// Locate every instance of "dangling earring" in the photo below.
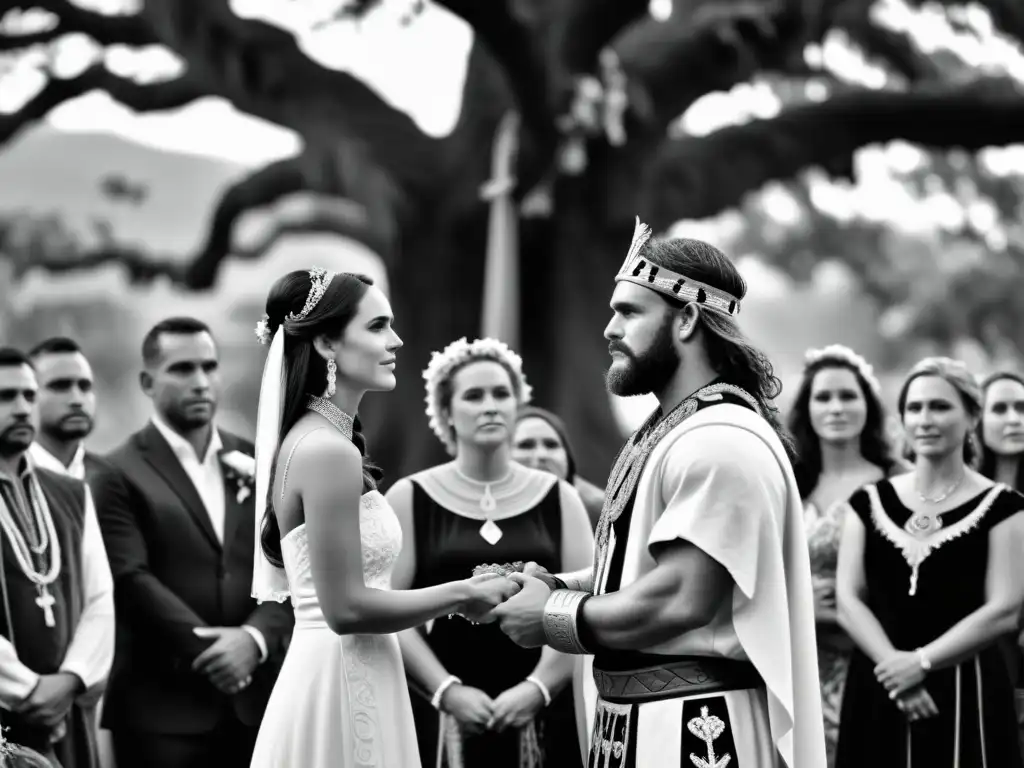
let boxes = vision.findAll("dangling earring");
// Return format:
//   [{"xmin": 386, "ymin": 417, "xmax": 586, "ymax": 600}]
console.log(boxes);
[
  {"xmin": 325, "ymin": 358, "xmax": 337, "ymax": 398},
  {"xmin": 965, "ymin": 430, "xmax": 980, "ymax": 468}
]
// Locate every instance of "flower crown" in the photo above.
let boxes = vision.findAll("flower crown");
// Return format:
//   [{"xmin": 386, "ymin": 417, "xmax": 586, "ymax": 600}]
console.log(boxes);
[
  {"xmin": 423, "ymin": 337, "xmax": 533, "ymax": 454},
  {"xmin": 803, "ymin": 344, "xmax": 882, "ymax": 398}
]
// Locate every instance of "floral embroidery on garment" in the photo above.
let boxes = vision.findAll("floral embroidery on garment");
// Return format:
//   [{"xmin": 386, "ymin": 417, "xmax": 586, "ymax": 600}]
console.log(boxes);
[
  {"xmin": 868, "ymin": 484, "xmax": 1003, "ymax": 596},
  {"xmin": 688, "ymin": 706, "xmax": 732, "ymax": 768}
]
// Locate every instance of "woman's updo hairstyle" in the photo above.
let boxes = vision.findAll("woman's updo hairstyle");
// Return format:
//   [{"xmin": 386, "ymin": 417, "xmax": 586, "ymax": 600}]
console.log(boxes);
[{"xmin": 260, "ymin": 269, "xmax": 384, "ymax": 567}]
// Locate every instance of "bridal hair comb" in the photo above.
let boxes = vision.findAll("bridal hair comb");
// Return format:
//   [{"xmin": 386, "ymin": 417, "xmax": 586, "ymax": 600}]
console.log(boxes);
[{"xmin": 288, "ymin": 266, "xmax": 336, "ymax": 322}]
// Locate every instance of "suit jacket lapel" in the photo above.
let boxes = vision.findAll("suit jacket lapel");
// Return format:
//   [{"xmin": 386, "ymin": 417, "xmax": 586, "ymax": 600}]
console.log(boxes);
[
  {"xmin": 218, "ymin": 431, "xmax": 250, "ymax": 549},
  {"xmin": 138, "ymin": 424, "xmax": 221, "ymax": 551}
]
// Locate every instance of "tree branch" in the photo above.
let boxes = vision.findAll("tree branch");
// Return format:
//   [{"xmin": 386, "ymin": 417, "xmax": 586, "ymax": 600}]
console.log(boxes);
[
  {"xmin": 4, "ymin": 155, "xmax": 391, "ymax": 288},
  {"xmin": 551, "ymin": 0, "xmax": 650, "ymax": 76},
  {"xmin": 643, "ymin": 78, "xmax": 1024, "ymax": 228},
  {"xmin": 614, "ymin": 2, "xmax": 808, "ymax": 132},
  {"xmin": 0, "ymin": 29, "xmax": 62, "ymax": 51},
  {"xmin": 137, "ymin": 0, "xmax": 441, "ymax": 197},
  {"xmin": 0, "ymin": 65, "xmax": 209, "ymax": 148},
  {"xmin": 13, "ymin": 0, "xmax": 160, "ymax": 46},
  {"xmin": 832, "ymin": 2, "xmax": 941, "ymax": 82},
  {"xmin": 434, "ymin": 1, "xmax": 555, "ymax": 156}
]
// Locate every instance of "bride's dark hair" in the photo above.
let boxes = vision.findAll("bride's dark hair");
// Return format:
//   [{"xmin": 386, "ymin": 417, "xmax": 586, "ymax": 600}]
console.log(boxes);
[{"xmin": 260, "ymin": 270, "xmax": 385, "ymax": 567}]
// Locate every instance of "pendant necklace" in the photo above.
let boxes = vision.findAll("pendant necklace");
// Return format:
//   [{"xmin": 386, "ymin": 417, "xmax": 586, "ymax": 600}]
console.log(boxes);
[
  {"xmin": 0, "ymin": 473, "xmax": 62, "ymax": 628},
  {"xmin": 454, "ymin": 465, "xmax": 513, "ymax": 545},
  {"xmin": 907, "ymin": 471, "xmax": 966, "ymax": 535}
]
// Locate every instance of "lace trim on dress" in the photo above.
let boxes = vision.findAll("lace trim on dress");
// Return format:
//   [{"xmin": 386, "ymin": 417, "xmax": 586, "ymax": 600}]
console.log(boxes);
[{"xmin": 868, "ymin": 483, "xmax": 1004, "ymax": 596}]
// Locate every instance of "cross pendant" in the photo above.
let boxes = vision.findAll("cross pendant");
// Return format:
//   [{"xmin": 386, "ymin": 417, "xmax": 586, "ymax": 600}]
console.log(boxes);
[{"xmin": 35, "ymin": 585, "xmax": 56, "ymax": 628}]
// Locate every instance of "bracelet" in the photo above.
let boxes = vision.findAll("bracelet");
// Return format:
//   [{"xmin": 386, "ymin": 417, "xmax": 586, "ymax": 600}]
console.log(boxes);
[
  {"xmin": 551, "ymin": 576, "xmax": 568, "ymax": 591},
  {"xmin": 431, "ymin": 675, "xmax": 462, "ymax": 710},
  {"xmin": 525, "ymin": 675, "xmax": 552, "ymax": 707},
  {"xmin": 915, "ymin": 648, "xmax": 932, "ymax": 672},
  {"xmin": 542, "ymin": 589, "xmax": 592, "ymax": 655}
]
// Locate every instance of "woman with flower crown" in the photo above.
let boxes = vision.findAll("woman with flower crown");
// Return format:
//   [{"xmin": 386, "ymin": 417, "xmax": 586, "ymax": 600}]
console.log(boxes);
[
  {"xmin": 834, "ymin": 357, "xmax": 1024, "ymax": 767},
  {"xmin": 385, "ymin": 338, "xmax": 594, "ymax": 768},
  {"xmin": 248, "ymin": 271, "xmax": 519, "ymax": 768},
  {"xmin": 786, "ymin": 344, "xmax": 903, "ymax": 766}
]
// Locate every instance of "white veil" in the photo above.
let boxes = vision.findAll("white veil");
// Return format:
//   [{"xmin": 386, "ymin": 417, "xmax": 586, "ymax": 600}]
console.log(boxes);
[{"xmin": 251, "ymin": 326, "xmax": 291, "ymax": 603}]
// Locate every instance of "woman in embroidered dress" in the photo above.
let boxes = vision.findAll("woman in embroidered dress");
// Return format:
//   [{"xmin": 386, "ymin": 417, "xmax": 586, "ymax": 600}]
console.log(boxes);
[
  {"xmin": 386, "ymin": 338, "xmax": 593, "ymax": 768},
  {"xmin": 977, "ymin": 371, "xmax": 1024, "ymax": 757},
  {"xmin": 248, "ymin": 272, "xmax": 518, "ymax": 768},
  {"xmin": 834, "ymin": 357, "xmax": 1024, "ymax": 768},
  {"xmin": 787, "ymin": 344, "xmax": 902, "ymax": 766}
]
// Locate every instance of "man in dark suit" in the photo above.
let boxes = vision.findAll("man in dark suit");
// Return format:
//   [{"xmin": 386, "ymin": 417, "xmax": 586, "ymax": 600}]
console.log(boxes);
[{"xmin": 91, "ymin": 318, "xmax": 292, "ymax": 768}]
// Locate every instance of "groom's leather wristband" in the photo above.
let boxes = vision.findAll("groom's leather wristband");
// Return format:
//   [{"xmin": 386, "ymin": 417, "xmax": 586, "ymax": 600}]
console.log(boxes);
[{"xmin": 542, "ymin": 589, "xmax": 592, "ymax": 655}]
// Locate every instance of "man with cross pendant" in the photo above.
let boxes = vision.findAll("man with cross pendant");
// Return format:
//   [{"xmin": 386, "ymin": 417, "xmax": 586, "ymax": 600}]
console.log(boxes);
[{"xmin": 0, "ymin": 347, "xmax": 115, "ymax": 768}]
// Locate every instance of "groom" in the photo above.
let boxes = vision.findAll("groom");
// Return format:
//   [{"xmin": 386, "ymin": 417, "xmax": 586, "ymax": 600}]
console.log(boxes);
[
  {"xmin": 491, "ymin": 225, "xmax": 825, "ymax": 767},
  {"xmin": 91, "ymin": 318, "xmax": 293, "ymax": 768}
]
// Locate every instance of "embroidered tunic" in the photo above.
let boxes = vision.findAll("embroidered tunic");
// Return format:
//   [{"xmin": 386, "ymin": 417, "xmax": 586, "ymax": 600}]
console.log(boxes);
[
  {"xmin": 836, "ymin": 481, "xmax": 1024, "ymax": 768},
  {"xmin": 589, "ymin": 388, "xmax": 825, "ymax": 768},
  {"xmin": 0, "ymin": 460, "xmax": 114, "ymax": 768}
]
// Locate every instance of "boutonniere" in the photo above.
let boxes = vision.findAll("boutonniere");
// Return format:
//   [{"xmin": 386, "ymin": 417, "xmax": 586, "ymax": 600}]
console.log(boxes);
[{"xmin": 220, "ymin": 450, "xmax": 256, "ymax": 504}]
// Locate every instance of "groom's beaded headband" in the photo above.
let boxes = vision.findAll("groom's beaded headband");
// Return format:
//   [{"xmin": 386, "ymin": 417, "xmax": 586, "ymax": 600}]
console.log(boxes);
[
  {"xmin": 615, "ymin": 216, "xmax": 741, "ymax": 317},
  {"xmin": 254, "ymin": 266, "xmax": 336, "ymax": 345}
]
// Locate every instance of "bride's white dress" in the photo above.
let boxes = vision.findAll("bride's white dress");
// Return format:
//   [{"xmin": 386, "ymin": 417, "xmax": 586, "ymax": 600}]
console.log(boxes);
[{"xmin": 250, "ymin": 491, "xmax": 422, "ymax": 767}]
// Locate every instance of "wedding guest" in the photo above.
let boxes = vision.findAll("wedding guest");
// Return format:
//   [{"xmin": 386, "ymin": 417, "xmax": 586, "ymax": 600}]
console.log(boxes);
[
  {"xmin": 27, "ymin": 338, "xmax": 107, "ymax": 484},
  {"xmin": 835, "ymin": 357, "xmax": 1024, "ymax": 767},
  {"xmin": 787, "ymin": 344, "xmax": 902, "ymax": 766},
  {"xmin": 90, "ymin": 318, "xmax": 293, "ymax": 768},
  {"xmin": 512, "ymin": 406, "xmax": 605, "ymax": 529},
  {"xmin": 27, "ymin": 337, "xmax": 117, "ymax": 768},
  {"xmin": 0, "ymin": 347, "xmax": 114, "ymax": 768},
  {"xmin": 387, "ymin": 338, "xmax": 593, "ymax": 768},
  {"xmin": 977, "ymin": 370, "xmax": 1024, "ymax": 757}
]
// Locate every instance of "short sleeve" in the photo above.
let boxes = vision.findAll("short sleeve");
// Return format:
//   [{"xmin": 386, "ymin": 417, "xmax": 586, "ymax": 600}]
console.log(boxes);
[
  {"xmin": 986, "ymin": 487, "xmax": 1024, "ymax": 530},
  {"xmin": 846, "ymin": 487, "xmax": 872, "ymax": 526},
  {"xmin": 647, "ymin": 424, "xmax": 786, "ymax": 600}
]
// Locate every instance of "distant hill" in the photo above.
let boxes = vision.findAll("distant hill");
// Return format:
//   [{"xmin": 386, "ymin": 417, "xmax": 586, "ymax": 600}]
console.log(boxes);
[{"xmin": 0, "ymin": 124, "xmax": 247, "ymax": 253}]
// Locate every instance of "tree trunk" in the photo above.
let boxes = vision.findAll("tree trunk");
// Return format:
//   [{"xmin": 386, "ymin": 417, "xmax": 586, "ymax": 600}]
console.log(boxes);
[{"xmin": 361, "ymin": 210, "xmax": 490, "ymax": 485}]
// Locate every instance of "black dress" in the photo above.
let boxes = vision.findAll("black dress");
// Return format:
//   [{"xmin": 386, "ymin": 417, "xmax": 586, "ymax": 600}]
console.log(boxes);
[
  {"xmin": 836, "ymin": 480, "xmax": 1024, "ymax": 768},
  {"xmin": 408, "ymin": 480, "xmax": 583, "ymax": 768}
]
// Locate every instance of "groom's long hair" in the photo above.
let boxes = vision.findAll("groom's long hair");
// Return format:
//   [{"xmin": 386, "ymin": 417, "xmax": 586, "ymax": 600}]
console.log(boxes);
[
  {"xmin": 641, "ymin": 237, "xmax": 797, "ymax": 461},
  {"xmin": 260, "ymin": 270, "xmax": 384, "ymax": 568}
]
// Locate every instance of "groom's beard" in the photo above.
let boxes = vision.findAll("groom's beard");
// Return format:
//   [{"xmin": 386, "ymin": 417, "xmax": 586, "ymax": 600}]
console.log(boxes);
[{"xmin": 605, "ymin": 318, "xmax": 680, "ymax": 397}]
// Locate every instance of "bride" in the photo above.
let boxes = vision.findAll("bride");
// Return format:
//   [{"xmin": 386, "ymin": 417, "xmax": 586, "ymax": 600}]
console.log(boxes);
[{"xmin": 249, "ymin": 268, "xmax": 518, "ymax": 767}]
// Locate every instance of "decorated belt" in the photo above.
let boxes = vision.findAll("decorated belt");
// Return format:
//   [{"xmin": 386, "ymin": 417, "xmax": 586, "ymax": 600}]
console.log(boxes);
[{"xmin": 593, "ymin": 654, "xmax": 763, "ymax": 704}]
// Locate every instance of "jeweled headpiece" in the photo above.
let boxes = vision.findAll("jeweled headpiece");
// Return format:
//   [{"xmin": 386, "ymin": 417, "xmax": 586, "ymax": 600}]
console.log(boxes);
[
  {"xmin": 615, "ymin": 216, "xmax": 741, "ymax": 317},
  {"xmin": 423, "ymin": 337, "xmax": 533, "ymax": 455},
  {"xmin": 803, "ymin": 344, "xmax": 882, "ymax": 398},
  {"xmin": 288, "ymin": 266, "xmax": 335, "ymax": 321}
]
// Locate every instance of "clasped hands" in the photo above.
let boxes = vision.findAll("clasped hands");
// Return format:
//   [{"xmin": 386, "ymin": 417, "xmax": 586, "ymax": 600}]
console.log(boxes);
[
  {"xmin": 192, "ymin": 626, "xmax": 260, "ymax": 695},
  {"xmin": 458, "ymin": 562, "xmax": 558, "ymax": 648},
  {"xmin": 440, "ymin": 679, "xmax": 547, "ymax": 735},
  {"xmin": 874, "ymin": 650, "xmax": 938, "ymax": 722}
]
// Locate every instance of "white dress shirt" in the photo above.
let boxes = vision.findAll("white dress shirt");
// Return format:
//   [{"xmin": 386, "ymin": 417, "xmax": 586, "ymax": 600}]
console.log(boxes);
[
  {"xmin": 29, "ymin": 441, "xmax": 86, "ymax": 481},
  {"xmin": 149, "ymin": 417, "xmax": 267, "ymax": 662},
  {"xmin": 0, "ymin": 459, "xmax": 115, "ymax": 708}
]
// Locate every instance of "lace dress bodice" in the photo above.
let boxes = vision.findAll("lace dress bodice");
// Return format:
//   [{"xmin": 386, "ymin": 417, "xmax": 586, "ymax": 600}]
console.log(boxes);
[{"xmin": 280, "ymin": 490, "xmax": 403, "ymax": 628}]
